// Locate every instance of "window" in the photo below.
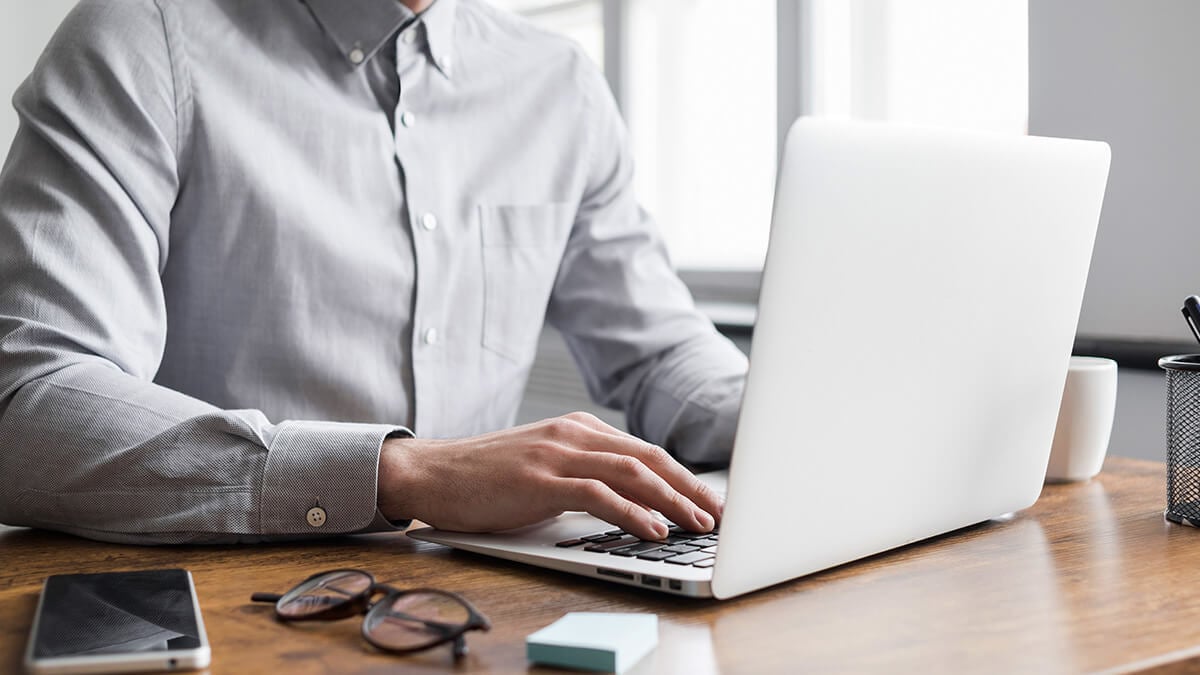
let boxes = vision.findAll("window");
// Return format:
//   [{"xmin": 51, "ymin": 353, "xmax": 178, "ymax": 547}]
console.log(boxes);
[
  {"xmin": 624, "ymin": 2, "xmax": 777, "ymax": 270},
  {"xmin": 491, "ymin": 0, "xmax": 1028, "ymax": 274},
  {"xmin": 801, "ymin": 0, "xmax": 1027, "ymax": 135}
]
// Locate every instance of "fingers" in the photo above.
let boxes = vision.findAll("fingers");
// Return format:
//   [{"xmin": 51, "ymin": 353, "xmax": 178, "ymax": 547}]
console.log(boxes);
[
  {"xmin": 629, "ymin": 443, "xmax": 725, "ymax": 526},
  {"xmin": 563, "ymin": 450, "xmax": 713, "ymax": 532},
  {"xmin": 551, "ymin": 413, "xmax": 724, "ymax": 529},
  {"xmin": 555, "ymin": 478, "xmax": 669, "ymax": 541}
]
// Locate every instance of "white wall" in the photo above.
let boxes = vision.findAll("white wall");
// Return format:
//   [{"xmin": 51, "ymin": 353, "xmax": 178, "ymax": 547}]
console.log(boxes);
[
  {"xmin": 1030, "ymin": 1, "xmax": 1200, "ymax": 344},
  {"xmin": 0, "ymin": 2, "xmax": 77, "ymax": 160}
]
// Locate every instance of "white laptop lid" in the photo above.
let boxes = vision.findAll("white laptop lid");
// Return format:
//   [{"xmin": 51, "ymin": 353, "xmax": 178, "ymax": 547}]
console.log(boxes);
[{"xmin": 711, "ymin": 119, "xmax": 1110, "ymax": 599}]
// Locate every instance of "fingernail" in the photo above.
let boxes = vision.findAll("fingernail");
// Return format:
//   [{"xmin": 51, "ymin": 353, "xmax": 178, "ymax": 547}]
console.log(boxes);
[
  {"xmin": 653, "ymin": 522, "xmax": 669, "ymax": 539},
  {"xmin": 695, "ymin": 509, "xmax": 715, "ymax": 530}
]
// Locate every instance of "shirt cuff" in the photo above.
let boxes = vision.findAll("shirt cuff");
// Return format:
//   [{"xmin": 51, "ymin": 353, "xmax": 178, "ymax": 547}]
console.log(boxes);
[
  {"xmin": 258, "ymin": 421, "xmax": 411, "ymax": 534},
  {"xmin": 359, "ymin": 508, "xmax": 413, "ymax": 533}
]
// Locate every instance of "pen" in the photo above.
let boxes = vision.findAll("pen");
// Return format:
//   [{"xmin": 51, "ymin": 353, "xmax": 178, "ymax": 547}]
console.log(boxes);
[{"xmin": 1181, "ymin": 295, "xmax": 1200, "ymax": 345}]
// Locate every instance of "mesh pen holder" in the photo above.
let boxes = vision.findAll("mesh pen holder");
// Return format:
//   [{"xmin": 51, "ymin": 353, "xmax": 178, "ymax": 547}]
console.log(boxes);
[{"xmin": 1161, "ymin": 355, "xmax": 1200, "ymax": 527}]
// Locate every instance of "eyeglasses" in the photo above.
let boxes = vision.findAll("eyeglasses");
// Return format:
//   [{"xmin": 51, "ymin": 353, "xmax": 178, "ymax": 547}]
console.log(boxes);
[{"xmin": 250, "ymin": 569, "xmax": 491, "ymax": 659}]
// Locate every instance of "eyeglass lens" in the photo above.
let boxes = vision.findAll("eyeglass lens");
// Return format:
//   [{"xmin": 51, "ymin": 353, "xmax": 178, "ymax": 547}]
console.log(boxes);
[
  {"xmin": 363, "ymin": 591, "xmax": 472, "ymax": 651},
  {"xmin": 278, "ymin": 570, "xmax": 374, "ymax": 618}
]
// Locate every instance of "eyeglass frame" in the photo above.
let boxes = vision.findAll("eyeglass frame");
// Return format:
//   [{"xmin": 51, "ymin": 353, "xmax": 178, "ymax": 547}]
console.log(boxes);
[{"xmin": 250, "ymin": 568, "xmax": 491, "ymax": 658}]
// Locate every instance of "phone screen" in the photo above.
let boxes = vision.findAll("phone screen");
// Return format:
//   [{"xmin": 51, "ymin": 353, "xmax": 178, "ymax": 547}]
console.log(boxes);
[{"xmin": 30, "ymin": 569, "xmax": 205, "ymax": 661}]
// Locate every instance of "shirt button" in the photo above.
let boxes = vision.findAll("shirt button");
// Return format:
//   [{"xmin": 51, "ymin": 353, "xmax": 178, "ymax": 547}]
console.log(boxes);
[
  {"xmin": 420, "ymin": 212, "xmax": 438, "ymax": 231},
  {"xmin": 400, "ymin": 111, "xmax": 416, "ymax": 128},
  {"xmin": 402, "ymin": 30, "xmax": 418, "ymax": 45},
  {"xmin": 348, "ymin": 48, "xmax": 365, "ymax": 65},
  {"xmin": 306, "ymin": 506, "xmax": 327, "ymax": 528},
  {"xmin": 423, "ymin": 328, "xmax": 440, "ymax": 345}
]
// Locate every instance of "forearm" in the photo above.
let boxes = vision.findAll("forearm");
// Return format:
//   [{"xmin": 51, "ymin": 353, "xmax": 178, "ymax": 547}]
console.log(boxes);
[
  {"xmin": 622, "ymin": 330, "xmax": 747, "ymax": 467},
  {"xmin": 0, "ymin": 359, "xmax": 402, "ymax": 544}
]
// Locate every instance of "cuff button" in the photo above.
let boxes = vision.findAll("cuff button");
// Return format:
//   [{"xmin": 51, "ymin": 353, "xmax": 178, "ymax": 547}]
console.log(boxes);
[{"xmin": 306, "ymin": 506, "xmax": 328, "ymax": 528}]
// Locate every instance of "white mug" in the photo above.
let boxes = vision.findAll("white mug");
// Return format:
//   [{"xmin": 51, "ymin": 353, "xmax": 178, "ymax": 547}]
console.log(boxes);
[{"xmin": 1045, "ymin": 356, "xmax": 1118, "ymax": 483}]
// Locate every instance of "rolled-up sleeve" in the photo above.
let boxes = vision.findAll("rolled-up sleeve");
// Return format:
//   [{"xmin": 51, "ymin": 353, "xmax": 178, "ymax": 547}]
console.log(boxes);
[
  {"xmin": 0, "ymin": 0, "xmax": 405, "ymax": 544},
  {"xmin": 546, "ymin": 64, "xmax": 748, "ymax": 467}
]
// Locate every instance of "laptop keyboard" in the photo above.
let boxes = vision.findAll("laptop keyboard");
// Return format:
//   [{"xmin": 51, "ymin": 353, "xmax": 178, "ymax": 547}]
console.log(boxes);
[{"xmin": 555, "ymin": 525, "xmax": 718, "ymax": 569}]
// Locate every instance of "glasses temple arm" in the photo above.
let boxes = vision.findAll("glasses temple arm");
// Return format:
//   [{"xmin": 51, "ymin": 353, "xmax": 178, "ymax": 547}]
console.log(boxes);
[
  {"xmin": 251, "ymin": 592, "xmax": 283, "ymax": 603},
  {"xmin": 379, "ymin": 612, "xmax": 494, "ymax": 637}
]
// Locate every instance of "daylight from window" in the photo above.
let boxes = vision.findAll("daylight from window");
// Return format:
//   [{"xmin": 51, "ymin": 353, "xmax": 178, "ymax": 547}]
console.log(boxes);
[{"xmin": 491, "ymin": 0, "xmax": 1028, "ymax": 271}]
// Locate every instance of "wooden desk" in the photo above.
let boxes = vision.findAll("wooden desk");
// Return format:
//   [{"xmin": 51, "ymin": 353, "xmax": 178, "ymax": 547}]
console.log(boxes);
[{"xmin": 2, "ymin": 457, "xmax": 1200, "ymax": 674}]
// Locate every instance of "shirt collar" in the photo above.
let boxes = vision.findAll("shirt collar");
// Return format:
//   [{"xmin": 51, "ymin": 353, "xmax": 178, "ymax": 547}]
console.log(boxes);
[
  {"xmin": 419, "ymin": 0, "xmax": 458, "ymax": 77},
  {"xmin": 304, "ymin": 0, "xmax": 458, "ymax": 77}
]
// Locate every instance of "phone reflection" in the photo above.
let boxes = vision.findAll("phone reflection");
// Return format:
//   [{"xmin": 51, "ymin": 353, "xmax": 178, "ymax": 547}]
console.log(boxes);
[{"xmin": 35, "ymin": 569, "xmax": 200, "ymax": 658}]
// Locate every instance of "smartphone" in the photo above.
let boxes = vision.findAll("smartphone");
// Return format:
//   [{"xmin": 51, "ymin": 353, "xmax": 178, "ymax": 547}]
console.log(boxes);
[{"xmin": 24, "ymin": 569, "xmax": 211, "ymax": 674}]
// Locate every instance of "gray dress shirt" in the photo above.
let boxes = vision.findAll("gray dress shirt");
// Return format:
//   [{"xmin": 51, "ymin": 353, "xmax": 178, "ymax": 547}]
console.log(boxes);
[{"xmin": 0, "ymin": 0, "xmax": 748, "ymax": 544}]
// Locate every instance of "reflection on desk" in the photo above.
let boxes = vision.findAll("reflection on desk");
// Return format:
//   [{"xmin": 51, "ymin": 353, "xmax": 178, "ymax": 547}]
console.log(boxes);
[{"xmin": 0, "ymin": 458, "xmax": 1193, "ymax": 674}]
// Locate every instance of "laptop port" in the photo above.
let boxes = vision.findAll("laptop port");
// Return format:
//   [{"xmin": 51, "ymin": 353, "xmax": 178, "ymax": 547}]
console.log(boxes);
[
  {"xmin": 668, "ymin": 579, "xmax": 683, "ymax": 591},
  {"xmin": 641, "ymin": 575, "xmax": 662, "ymax": 588},
  {"xmin": 596, "ymin": 568, "xmax": 635, "ymax": 580}
]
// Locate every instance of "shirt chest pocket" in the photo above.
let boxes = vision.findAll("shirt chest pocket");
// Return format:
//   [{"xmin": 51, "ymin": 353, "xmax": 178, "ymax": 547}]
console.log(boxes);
[{"xmin": 480, "ymin": 203, "xmax": 575, "ymax": 364}]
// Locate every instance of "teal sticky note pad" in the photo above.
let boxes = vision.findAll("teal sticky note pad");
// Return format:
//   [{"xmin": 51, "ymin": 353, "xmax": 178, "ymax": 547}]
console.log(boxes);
[{"xmin": 526, "ymin": 612, "xmax": 658, "ymax": 673}]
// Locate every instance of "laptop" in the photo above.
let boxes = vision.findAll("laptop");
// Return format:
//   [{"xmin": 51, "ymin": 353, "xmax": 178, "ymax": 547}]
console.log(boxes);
[{"xmin": 408, "ymin": 118, "xmax": 1112, "ymax": 599}]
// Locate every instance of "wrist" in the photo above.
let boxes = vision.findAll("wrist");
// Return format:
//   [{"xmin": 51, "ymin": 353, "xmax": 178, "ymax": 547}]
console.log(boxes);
[{"xmin": 378, "ymin": 436, "xmax": 424, "ymax": 522}]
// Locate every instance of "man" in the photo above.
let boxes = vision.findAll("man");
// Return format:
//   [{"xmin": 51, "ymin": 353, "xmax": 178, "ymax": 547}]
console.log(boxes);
[{"xmin": 0, "ymin": 0, "xmax": 747, "ymax": 544}]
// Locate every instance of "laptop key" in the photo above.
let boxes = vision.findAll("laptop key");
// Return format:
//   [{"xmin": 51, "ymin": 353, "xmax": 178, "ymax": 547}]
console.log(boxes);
[
  {"xmin": 693, "ymin": 558, "xmax": 716, "ymax": 568},
  {"xmin": 701, "ymin": 545, "xmax": 717, "ymax": 554},
  {"xmin": 610, "ymin": 542, "xmax": 667, "ymax": 557},
  {"xmin": 584, "ymin": 536, "xmax": 641, "ymax": 553},
  {"xmin": 605, "ymin": 529, "xmax": 625, "ymax": 536},
  {"xmin": 555, "ymin": 539, "xmax": 587, "ymax": 548},
  {"xmin": 582, "ymin": 534, "xmax": 619, "ymax": 543},
  {"xmin": 663, "ymin": 544, "xmax": 701, "ymax": 554},
  {"xmin": 636, "ymin": 549, "xmax": 677, "ymax": 562},
  {"xmin": 665, "ymin": 551, "xmax": 714, "ymax": 565},
  {"xmin": 690, "ymin": 537, "xmax": 719, "ymax": 547}
]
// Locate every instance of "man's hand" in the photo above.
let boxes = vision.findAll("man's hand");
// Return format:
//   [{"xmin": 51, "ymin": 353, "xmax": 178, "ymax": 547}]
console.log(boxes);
[{"xmin": 377, "ymin": 412, "xmax": 722, "ymax": 540}]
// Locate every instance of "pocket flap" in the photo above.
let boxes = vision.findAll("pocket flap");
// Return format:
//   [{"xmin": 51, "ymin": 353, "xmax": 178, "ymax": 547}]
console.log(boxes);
[{"xmin": 480, "ymin": 203, "xmax": 576, "ymax": 248}]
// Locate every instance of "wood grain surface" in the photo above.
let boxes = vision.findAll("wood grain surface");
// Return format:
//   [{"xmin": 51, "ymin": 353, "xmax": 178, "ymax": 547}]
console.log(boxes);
[{"xmin": 4, "ymin": 457, "xmax": 1200, "ymax": 674}]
